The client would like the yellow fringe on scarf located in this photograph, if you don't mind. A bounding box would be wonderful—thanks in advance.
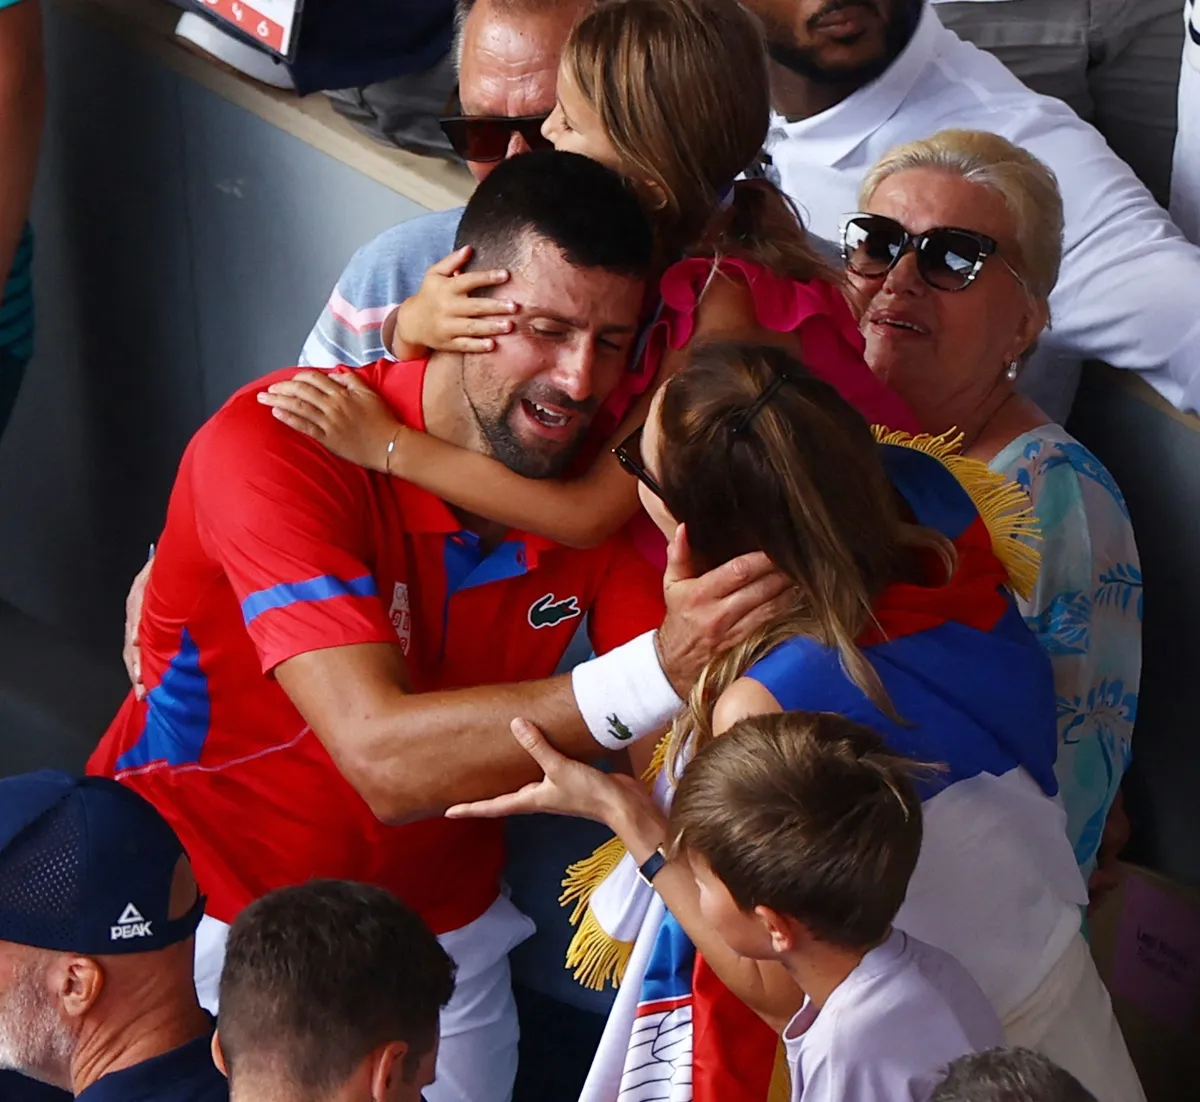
[643,735,669,784]
[560,428,1044,993]
[873,426,1043,601]
[561,834,634,990]
[560,740,677,991]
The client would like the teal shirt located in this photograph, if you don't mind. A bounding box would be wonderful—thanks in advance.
[0,221,33,362]
[991,424,1142,882]
[1,0,34,362]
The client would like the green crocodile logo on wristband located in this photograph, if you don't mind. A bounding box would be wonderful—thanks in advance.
[528,593,583,630]
[606,714,635,742]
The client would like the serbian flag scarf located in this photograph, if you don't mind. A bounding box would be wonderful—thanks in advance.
[568,431,1044,1102]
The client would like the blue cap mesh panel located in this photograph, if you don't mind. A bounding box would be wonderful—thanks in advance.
[0,799,84,948]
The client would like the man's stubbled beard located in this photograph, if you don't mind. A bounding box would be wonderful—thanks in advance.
[0,961,76,1083]
[465,380,597,480]
[764,0,924,87]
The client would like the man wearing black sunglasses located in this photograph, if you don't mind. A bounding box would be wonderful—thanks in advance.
[299,0,589,373]
[741,0,1200,421]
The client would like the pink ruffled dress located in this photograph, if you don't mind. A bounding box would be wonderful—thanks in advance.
[599,257,920,567]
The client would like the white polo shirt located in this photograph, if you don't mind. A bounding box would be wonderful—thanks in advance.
[764,4,1200,420]
[1172,0,1200,244]
[784,929,1004,1102]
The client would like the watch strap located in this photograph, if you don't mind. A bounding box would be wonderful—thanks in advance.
[637,846,668,886]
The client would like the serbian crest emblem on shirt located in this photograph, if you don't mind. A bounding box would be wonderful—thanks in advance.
[389,582,412,655]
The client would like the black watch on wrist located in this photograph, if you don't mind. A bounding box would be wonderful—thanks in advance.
[637,845,668,886]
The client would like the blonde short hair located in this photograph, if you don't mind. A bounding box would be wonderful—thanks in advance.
[859,129,1064,304]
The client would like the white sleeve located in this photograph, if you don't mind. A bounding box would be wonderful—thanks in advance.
[1018,113,1200,413]
[1170,1,1200,244]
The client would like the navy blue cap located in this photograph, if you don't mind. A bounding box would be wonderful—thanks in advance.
[0,771,205,955]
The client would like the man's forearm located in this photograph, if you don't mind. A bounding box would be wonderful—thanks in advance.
[280,547,792,824]
[281,633,685,825]
[279,648,603,824]
[369,675,593,821]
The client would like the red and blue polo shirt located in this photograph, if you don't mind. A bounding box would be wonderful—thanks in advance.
[88,358,665,935]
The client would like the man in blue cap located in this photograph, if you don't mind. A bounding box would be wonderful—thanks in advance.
[0,771,225,1101]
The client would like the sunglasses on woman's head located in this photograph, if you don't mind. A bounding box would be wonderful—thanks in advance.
[613,427,664,500]
[839,213,1027,293]
[438,88,553,163]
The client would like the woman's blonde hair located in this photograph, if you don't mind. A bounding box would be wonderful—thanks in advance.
[564,0,835,283]
[655,342,955,772]
[858,129,1064,304]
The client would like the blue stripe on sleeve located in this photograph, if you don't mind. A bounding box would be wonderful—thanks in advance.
[241,573,378,625]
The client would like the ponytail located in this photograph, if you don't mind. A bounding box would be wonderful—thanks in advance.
[693,178,842,286]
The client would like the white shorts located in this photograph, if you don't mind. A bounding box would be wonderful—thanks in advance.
[196,893,535,1102]
[1003,933,1146,1102]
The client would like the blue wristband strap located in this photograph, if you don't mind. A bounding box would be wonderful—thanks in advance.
[637,846,668,887]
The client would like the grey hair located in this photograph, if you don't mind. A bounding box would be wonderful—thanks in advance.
[452,0,472,70]
[859,129,1064,305]
[931,1048,1098,1102]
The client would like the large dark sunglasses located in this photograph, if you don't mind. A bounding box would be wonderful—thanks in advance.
[613,427,664,500]
[839,213,1027,292]
[439,98,552,163]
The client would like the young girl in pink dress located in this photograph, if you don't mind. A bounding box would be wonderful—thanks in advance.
[257,0,918,568]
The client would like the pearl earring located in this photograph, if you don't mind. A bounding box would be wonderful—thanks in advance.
[1005,360,1020,381]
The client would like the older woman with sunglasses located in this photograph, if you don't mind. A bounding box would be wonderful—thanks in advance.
[842,129,1141,907]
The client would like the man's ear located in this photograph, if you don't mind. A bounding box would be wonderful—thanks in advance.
[369,1039,411,1101]
[57,955,104,1019]
[211,1029,229,1079]
[754,905,801,954]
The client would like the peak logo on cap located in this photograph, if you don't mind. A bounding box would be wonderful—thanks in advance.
[111,903,153,941]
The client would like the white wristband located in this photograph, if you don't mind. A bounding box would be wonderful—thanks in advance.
[571,631,685,751]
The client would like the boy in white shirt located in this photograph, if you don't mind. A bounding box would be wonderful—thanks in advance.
[667,711,1005,1102]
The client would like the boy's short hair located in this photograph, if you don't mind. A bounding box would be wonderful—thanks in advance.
[668,710,923,949]
[931,1048,1098,1101]
[218,880,456,1095]
[453,148,654,282]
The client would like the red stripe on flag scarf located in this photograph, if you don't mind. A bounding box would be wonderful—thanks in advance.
[692,954,779,1102]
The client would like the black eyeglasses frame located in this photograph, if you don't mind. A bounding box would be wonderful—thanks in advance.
[438,109,552,163]
[613,426,665,501]
[838,213,1028,293]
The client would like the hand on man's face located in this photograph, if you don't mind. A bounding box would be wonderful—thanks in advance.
[460,241,643,480]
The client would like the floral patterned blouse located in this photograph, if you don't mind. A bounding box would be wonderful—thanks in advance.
[990,423,1141,881]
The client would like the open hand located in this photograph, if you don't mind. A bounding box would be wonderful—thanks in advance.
[655,525,795,696]
[393,246,517,356]
[257,370,401,472]
[124,555,154,700]
[444,718,650,826]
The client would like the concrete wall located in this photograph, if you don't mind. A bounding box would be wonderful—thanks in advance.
[0,2,428,656]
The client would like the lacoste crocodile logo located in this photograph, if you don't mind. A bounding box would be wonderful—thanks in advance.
[606,714,634,743]
[527,593,583,630]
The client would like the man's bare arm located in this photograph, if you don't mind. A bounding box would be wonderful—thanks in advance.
[276,545,791,825]
[277,642,592,825]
